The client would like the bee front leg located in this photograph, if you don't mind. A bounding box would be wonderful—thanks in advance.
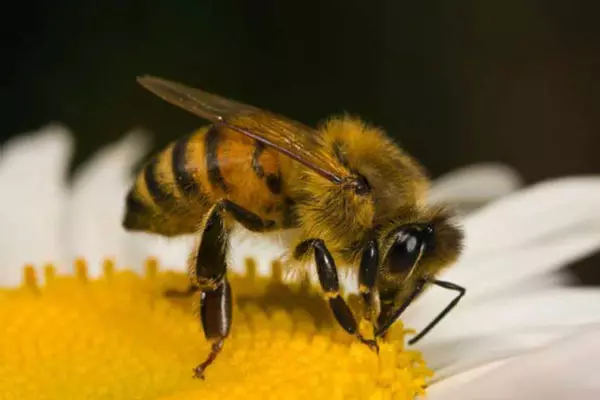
[295,239,379,353]
[358,237,380,328]
[190,204,232,379]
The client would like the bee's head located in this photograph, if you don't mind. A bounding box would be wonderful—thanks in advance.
[375,207,463,336]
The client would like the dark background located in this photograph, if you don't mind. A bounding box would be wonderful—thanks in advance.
[2,0,599,283]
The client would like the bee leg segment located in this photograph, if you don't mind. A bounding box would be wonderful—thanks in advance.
[295,239,379,353]
[220,199,276,232]
[194,278,232,379]
[191,205,232,379]
[358,238,379,325]
[189,200,274,378]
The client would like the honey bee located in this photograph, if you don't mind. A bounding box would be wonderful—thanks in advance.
[124,76,465,379]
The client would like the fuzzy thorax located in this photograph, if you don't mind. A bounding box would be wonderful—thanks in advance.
[288,116,464,320]
[290,116,433,262]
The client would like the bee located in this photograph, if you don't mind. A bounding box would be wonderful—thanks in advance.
[124,76,465,379]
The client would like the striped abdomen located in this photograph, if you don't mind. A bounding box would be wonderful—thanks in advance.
[123,125,296,237]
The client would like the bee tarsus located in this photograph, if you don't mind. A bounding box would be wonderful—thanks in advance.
[192,205,233,378]
[193,337,226,380]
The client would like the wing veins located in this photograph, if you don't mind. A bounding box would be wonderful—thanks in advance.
[137,75,345,183]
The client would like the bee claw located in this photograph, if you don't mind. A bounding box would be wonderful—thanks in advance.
[191,338,225,381]
[192,366,207,380]
[357,335,380,354]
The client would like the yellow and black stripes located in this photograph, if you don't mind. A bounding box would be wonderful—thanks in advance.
[123,130,212,236]
[123,165,167,233]
[251,140,283,195]
[205,127,229,193]
[130,143,181,215]
[251,141,266,178]
[144,155,176,209]
[123,191,148,230]
[172,134,202,198]
[124,124,301,236]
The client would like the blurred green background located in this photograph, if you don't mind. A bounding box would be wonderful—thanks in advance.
[2,0,600,282]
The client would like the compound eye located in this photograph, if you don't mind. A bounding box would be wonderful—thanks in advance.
[387,227,427,275]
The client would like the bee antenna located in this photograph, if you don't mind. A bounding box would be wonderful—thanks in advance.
[407,279,466,345]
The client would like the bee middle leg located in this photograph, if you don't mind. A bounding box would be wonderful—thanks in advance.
[295,239,379,353]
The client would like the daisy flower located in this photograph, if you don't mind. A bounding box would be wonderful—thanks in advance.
[1,125,600,399]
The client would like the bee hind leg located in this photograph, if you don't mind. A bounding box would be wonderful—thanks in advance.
[164,199,273,299]
[182,199,275,379]
[294,239,379,354]
[191,204,233,379]
[195,278,232,379]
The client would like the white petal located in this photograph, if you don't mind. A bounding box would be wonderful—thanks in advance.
[422,324,590,377]
[503,270,574,295]
[410,178,600,323]
[413,227,600,312]
[406,288,600,345]
[429,163,523,213]
[127,224,293,276]
[425,359,509,397]
[126,224,294,276]
[66,130,150,276]
[228,224,295,276]
[428,324,600,400]
[126,233,196,272]
[0,125,74,286]
[460,177,600,259]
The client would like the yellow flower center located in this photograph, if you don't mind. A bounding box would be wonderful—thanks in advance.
[0,258,432,399]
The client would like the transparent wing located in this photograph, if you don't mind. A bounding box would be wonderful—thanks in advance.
[137,75,349,183]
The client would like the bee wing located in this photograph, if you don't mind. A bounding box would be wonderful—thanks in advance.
[137,75,349,183]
